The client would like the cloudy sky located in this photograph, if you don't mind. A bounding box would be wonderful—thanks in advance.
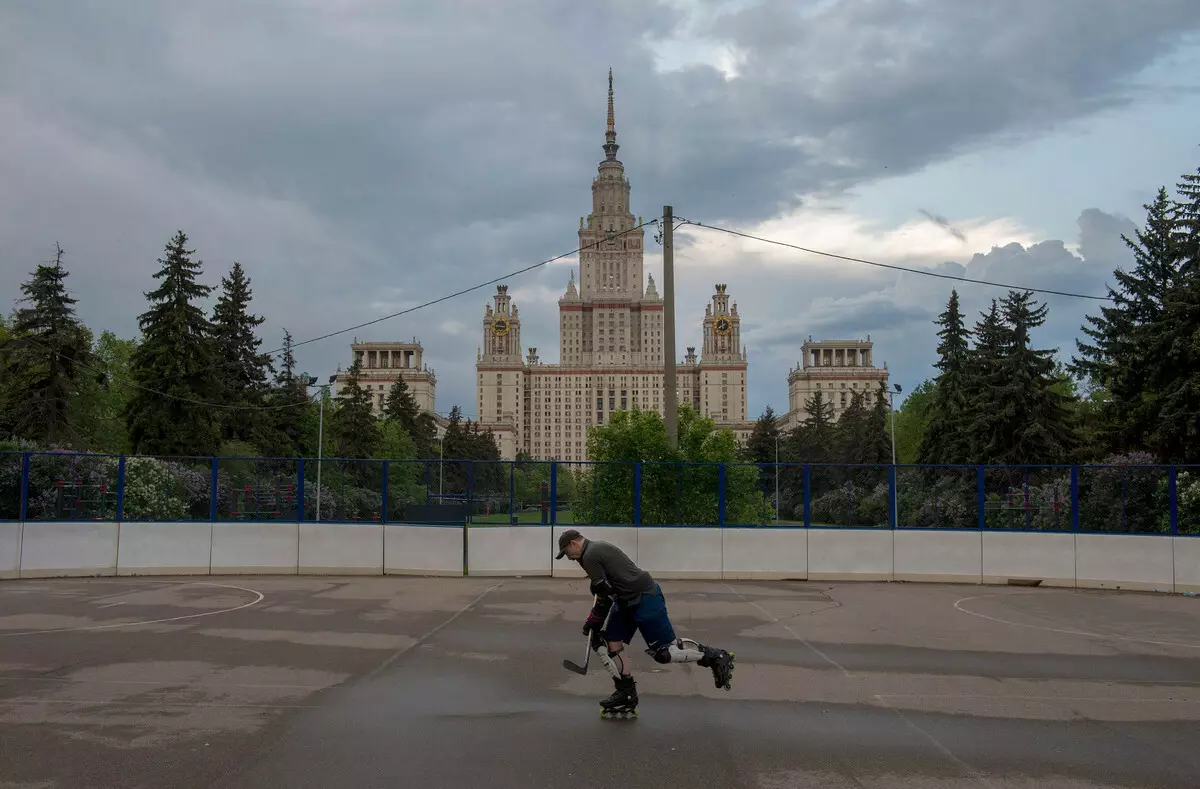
[2,0,1199,422]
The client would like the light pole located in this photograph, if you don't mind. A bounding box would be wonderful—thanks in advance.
[888,383,902,527]
[774,432,781,523]
[438,433,445,497]
[307,374,338,522]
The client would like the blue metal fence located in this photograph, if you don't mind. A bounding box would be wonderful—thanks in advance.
[0,452,1196,535]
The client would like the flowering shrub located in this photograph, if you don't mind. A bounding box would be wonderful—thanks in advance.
[1078,453,1170,533]
[809,481,889,527]
[1174,469,1200,534]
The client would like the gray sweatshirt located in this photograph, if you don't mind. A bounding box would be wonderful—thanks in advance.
[577,539,657,606]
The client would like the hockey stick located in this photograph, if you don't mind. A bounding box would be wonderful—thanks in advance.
[563,594,598,675]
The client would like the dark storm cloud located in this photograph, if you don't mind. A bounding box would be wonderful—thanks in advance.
[0,1,1194,418]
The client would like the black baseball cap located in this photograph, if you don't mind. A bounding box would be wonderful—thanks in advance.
[556,529,583,559]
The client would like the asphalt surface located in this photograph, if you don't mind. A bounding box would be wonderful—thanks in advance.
[1,576,1198,788]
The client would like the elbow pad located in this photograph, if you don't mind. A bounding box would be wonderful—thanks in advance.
[589,578,614,600]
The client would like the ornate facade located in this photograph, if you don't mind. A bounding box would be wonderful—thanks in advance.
[332,339,440,421]
[782,336,890,428]
[476,72,752,461]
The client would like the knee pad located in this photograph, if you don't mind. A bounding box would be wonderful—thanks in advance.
[649,639,705,664]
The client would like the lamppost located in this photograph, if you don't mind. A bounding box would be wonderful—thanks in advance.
[438,433,445,497]
[888,382,902,527]
[307,374,338,521]
[774,432,781,523]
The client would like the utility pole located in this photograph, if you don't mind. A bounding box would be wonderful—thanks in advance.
[889,383,902,528]
[662,205,678,449]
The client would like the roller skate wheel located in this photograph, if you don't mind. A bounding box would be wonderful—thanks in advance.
[601,709,637,720]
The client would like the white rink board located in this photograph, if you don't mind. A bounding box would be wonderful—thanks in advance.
[0,522,21,579]
[1076,533,1175,592]
[551,526,637,578]
[894,529,982,583]
[4,520,1198,596]
[635,527,723,579]
[118,521,212,576]
[808,528,893,581]
[300,523,383,575]
[210,522,298,575]
[982,531,1076,587]
[385,524,463,576]
[20,521,118,578]
[720,528,807,580]
[1174,537,1200,593]
[467,526,551,576]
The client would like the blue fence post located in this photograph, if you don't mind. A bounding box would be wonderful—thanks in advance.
[633,462,642,526]
[976,466,985,530]
[509,461,515,524]
[549,461,557,526]
[381,461,389,525]
[676,462,682,525]
[1169,466,1178,535]
[296,459,305,521]
[18,453,30,521]
[209,457,219,522]
[888,465,897,529]
[718,463,727,527]
[466,460,474,524]
[802,464,811,527]
[115,456,126,522]
[1070,466,1080,533]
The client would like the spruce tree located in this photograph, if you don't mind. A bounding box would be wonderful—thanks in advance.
[0,243,92,446]
[744,405,782,465]
[834,390,871,464]
[867,380,894,465]
[440,406,468,493]
[211,262,272,443]
[330,358,378,460]
[1152,165,1200,461]
[791,389,835,463]
[124,231,221,456]
[1071,187,1180,456]
[990,291,1077,464]
[256,330,316,457]
[382,377,439,459]
[963,300,1009,463]
[918,290,973,464]
[412,412,439,459]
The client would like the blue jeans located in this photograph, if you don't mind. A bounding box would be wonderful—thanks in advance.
[604,584,676,650]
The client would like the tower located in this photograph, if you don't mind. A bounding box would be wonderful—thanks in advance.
[476,285,524,459]
[481,285,522,363]
[701,284,742,363]
[476,70,754,461]
[576,68,644,302]
[696,284,749,425]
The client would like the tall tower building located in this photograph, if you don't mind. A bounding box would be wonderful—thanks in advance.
[476,285,525,459]
[476,71,753,461]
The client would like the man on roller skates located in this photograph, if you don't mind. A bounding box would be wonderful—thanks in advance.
[556,529,735,717]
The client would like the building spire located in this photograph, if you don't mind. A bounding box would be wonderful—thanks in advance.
[607,68,615,132]
[603,68,619,161]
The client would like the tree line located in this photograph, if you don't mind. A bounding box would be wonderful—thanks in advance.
[0,230,499,465]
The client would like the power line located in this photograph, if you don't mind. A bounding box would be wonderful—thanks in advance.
[5,218,661,413]
[676,219,1111,301]
[145,217,663,386]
